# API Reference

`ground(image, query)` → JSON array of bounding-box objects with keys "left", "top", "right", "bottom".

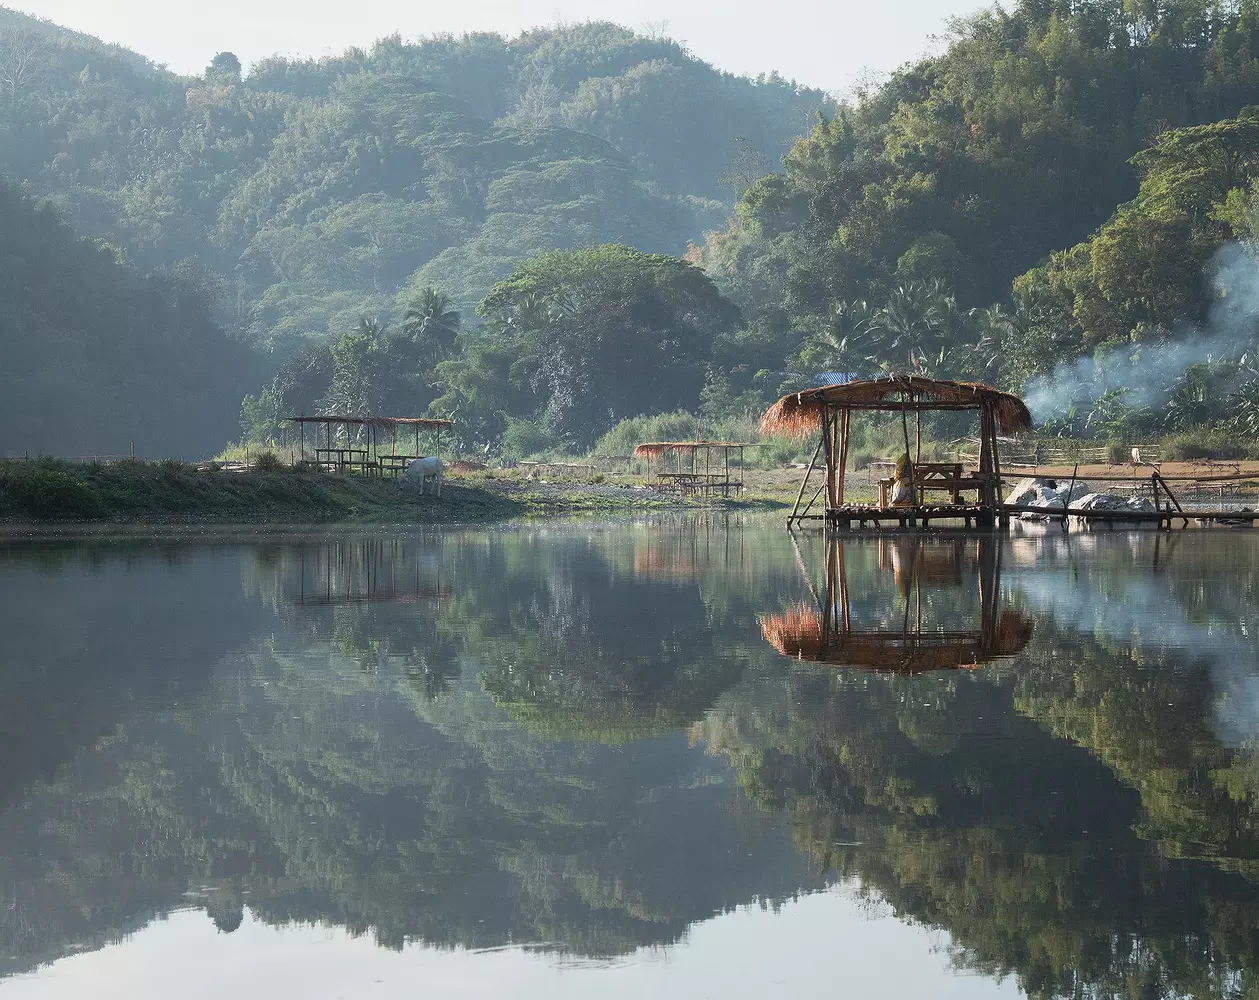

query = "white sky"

[{"left": 6, "top": 0, "right": 993, "bottom": 92}]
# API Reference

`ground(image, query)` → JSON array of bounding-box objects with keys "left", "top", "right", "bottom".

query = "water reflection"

[
  {"left": 762, "top": 536, "right": 1033, "bottom": 672},
  {"left": 0, "top": 525, "right": 1257, "bottom": 999}
]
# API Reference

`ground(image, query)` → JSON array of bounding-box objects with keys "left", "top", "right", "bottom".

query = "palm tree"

[
  {"left": 403, "top": 287, "right": 461, "bottom": 366},
  {"left": 869, "top": 280, "right": 955, "bottom": 372}
]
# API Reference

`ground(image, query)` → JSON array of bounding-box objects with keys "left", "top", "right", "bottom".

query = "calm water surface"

[{"left": 1, "top": 519, "right": 1257, "bottom": 999}]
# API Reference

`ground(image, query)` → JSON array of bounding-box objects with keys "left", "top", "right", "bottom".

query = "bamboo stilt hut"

[{"left": 761, "top": 376, "right": 1032, "bottom": 529}]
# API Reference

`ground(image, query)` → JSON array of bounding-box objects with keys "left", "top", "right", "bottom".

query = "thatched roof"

[
  {"left": 759, "top": 607, "right": 1033, "bottom": 673},
  {"left": 760, "top": 376, "right": 1032, "bottom": 438},
  {"left": 288, "top": 415, "right": 454, "bottom": 429},
  {"left": 634, "top": 440, "right": 748, "bottom": 458}
]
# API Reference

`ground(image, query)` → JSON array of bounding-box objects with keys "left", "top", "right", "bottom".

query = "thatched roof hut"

[
  {"left": 761, "top": 376, "right": 1032, "bottom": 439},
  {"left": 762, "top": 375, "right": 1032, "bottom": 523}
]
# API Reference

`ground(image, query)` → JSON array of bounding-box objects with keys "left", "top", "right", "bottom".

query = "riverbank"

[{"left": 0, "top": 460, "right": 783, "bottom": 525}]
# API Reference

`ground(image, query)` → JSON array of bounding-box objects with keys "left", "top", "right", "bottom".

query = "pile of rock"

[
  {"left": 1004, "top": 476, "right": 1156, "bottom": 521},
  {"left": 1072, "top": 493, "right": 1156, "bottom": 513},
  {"left": 1004, "top": 477, "right": 1091, "bottom": 509}
]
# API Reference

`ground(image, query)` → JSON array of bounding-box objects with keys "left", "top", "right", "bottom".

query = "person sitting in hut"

[{"left": 890, "top": 453, "right": 915, "bottom": 506}]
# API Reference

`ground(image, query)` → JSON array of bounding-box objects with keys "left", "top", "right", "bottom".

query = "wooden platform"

[
  {"left": 1005, "top": 503, "right": 1259, "bottom": 529},
  {"left": 796, "top": 502, "right": 1259, "bottom": 531},
  {"left": 820, "top": 504, "right": 1000, "bottom": 529}
]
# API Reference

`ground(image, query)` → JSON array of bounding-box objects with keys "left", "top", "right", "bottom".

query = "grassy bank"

[{"left": 0, "top": 459, "right": 775, "bottom": 524}]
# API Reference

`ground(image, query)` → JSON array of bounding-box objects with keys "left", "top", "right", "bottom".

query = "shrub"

[
  {"left": 8, "top": 468, "right": 105, "bottom": 519},
  {"left": 1161, "top": 431, "right": 1252, "bottom": 461},
  {"left": 252, "top": 450, "right": 287, "bottom": 472},
  {"left": 501, "top": 418, "right": 555, "bottom": 460}
]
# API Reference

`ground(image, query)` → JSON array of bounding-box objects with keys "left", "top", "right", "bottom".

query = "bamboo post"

[
  {"left": 789, "top": 529, "right": 822, "bottom": 610},
  {"left": 836, "top": 539, "right": 850, "bottom": 634},
  {"left": 822, "top": 408, "right": 836, "bottom": 513},
  {"left": 991, "top": 417, "right": 1006, "bottom": 525},
  {"left": 1153, "top": 470, "right": 1187, "bottom": 527},
  {"left": 836, "top": 408, "right": 850, "bottom": 506},
  {"left": 1062, "top": 463, "right": 1078, "bottom": 523},
  {"left": 789, "top": 432, "right": 826, "bottom": 526}
]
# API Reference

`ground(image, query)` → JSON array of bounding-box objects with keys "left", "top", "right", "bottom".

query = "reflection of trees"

[
  {"left": 0, "top": 529, "right": 823, "bottom": 978},
  {"left": 702, "top": 630, "right": 1259, "bottom": 998},
  {"left": 1013, "top": 631, "right": 1259, "bottom": 879},
  {"left": 244, "top": 539, "right": 463, "bottom": 701},
  {"left": 452, "top": 524, "right": 780, "bottom": 742}
]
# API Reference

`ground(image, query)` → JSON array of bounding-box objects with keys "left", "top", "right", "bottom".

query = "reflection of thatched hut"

[
  {"left": 760, "top": 606, "right": 1032, "bottom": 673},
  {"left": 633, "top": 547, "right": 699, "bottom": 580},
  {"left": 761, "top": 375, "right": 1032, "bottom": 527},
  {"left": 761, "top": 535, "right": 1031, "bottom": 673}
]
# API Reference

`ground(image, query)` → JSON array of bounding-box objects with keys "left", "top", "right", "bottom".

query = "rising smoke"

[
  {"left": 1024, "top": 242, "right": 1259, "bottom": 423},
  {"left": 1014, "top": 545, "right": 1259, "bottom": 748}
]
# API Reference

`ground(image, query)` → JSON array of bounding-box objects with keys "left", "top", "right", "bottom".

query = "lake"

[{"left": 0, "top": 519, "right": 1257, "bottom": 999}]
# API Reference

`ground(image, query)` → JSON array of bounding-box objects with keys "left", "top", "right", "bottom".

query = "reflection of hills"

[
  {"left": 5, "top": 529, "right": 1259, "bottom": 999},
  {"left": 706, "top": 532, "right": 1259, "bottom": 1000},
  {"left": 702, "top": 660, "right": 1259, "bottom": 999},
  {"left": 0, "top": 541, "right": 273, "bottom": 809},
  {"left": 0, "top": 532, "right": 822, "bottom": 979}
]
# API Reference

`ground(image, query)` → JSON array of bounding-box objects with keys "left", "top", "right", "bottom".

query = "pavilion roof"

[
  {"left": 760, "top": 375, "right": 1032, "bottom": 438},
  {"left": 634, "top": 440, "right": 748, "bottom": 458},
  {"left": 287, "top": 415, "right": 454, "bottom": 429}
]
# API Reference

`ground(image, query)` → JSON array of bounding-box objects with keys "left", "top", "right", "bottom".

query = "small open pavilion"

[
  {"left": 762, "top": 375, "right": 1032, "bottom": 529},
  {"left": 288, "top": 415, "right": 453, "bottom": 476},
  {"left": 760, "top": 535, "right": 1032, "bottom": 674},
  {"left": 634, "top": 441, "right": 746, "bottom": 498}
]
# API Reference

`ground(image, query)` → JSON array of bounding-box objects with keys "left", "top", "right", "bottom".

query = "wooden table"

[
  {"left": 377, "top": 454, "right": 422, "bottom": 477},
  {"left": 315, "top": 448, "right": 372, "bottom": 474},
  {"left": 878, "top": 464, "right": 993, "bottom": 507},
  {"left": 654, "top": 472, "right": 742, "bottom": 497}
]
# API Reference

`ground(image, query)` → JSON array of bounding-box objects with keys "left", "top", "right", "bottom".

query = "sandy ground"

[{"left": 514, "top": 459, "right": 1259, "bottom": 508}]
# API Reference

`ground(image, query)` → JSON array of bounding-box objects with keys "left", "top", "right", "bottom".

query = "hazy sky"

[{"left": 7, "top": 0, "right": 993, "bottom": 92}]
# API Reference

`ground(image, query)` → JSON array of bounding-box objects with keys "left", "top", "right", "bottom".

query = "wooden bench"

[{"left": 879, "top": 463, "right": 993, "bottom": 507}]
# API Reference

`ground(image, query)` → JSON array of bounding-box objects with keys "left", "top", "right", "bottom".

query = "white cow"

[{"left": 404, "top": 456, "right": 444, "bottom": 496}]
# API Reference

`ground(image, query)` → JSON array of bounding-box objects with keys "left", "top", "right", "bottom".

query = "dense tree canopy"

[
  {"left": 431, "top": 246, "right": 740, "bottom": 448},
  {"left": 0, "top": 182, "right": 247, "bottom": 455}
]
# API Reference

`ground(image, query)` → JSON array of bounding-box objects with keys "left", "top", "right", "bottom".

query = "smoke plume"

[{"left": 1024, "top": 243, "right": 1259, "bottom": 423}]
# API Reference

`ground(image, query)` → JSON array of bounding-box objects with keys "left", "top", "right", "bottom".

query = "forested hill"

[
  {"left": 699, "top": 0, "right": 1259, "bottom": 443},
  {"left": 11, "top": 2, "right": 1259, "bottom": 457},
  {"left": 0, "top": 8, "right": 830, "bottom": 351},
  {"left": 0, "top": 182, "right": 247, "bottom": 456}
]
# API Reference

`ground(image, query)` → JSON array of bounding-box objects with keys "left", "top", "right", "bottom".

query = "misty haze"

[{"left": 3, "top": 1, "right": 1259, "bottom": 997}]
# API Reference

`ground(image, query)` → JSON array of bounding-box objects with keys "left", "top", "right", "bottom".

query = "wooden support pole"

[
  {"left": 788, "top": 432, "right": 826, "bottom": 526},
  {"left": 830, "top": 409, "right": 841, "bottom": 509},
  {"left": 837, "top": 408, "right": 850, "bottom": 506},
  {"left": 1062, "top": 462, "right": 1078, "bottom": 522},
  {"left": 991, "top": 416, "right": 1006, "bottom": 525}
]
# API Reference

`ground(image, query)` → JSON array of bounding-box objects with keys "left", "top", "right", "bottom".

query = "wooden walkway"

[{"left": 799, "top": 502, "right": 1259, "bottom": 532}]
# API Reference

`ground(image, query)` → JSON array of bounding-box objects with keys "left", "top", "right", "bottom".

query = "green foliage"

[
  {"left": 444, "top": 245, "right": 741, "bottom": 449},
  {"left": 0, "top": 182, "right": 248, "bottom": 456},
  {"left": 1016, "top": 109, "right": 1259, "bottom": 354},
  {"left": 499, "top": 417, "right": 555, "bottom": 459},
  {"left": 1, "top": 463, "right": 104, "bottom": 518},
  {"left": 323, "top": 321, "right": 386, "bottom": 416},
  {"left": 250, "top": 450, "right": 286, "bottom": 472},
  {"left": 693, "top": 0, "right": 1259, "bottom": 440}
]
